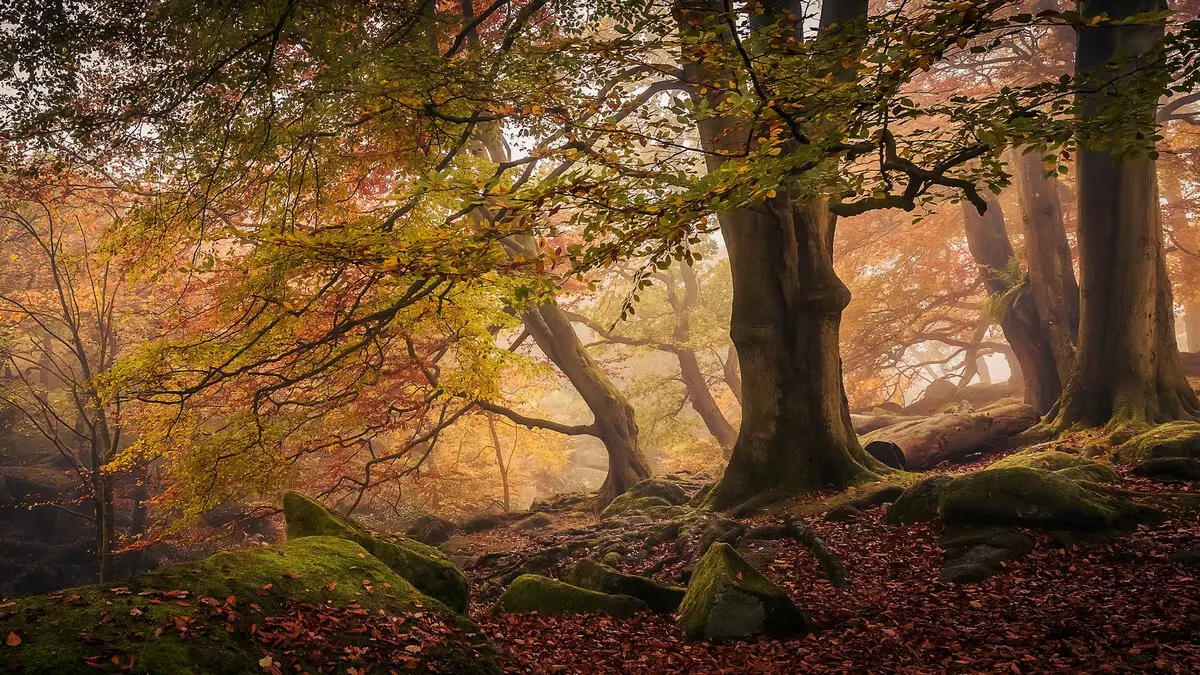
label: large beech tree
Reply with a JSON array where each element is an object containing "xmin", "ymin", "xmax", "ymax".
[{"xmin": 1050, "ymin": 0, "xmax": 1200, "ymax": 428}]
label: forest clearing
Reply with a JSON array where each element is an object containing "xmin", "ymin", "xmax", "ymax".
[{"xmin": 1, "ymin": 0, "xmax": 1200, "ymax": 672}]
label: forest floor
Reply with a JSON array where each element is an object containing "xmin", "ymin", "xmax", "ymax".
[{"xmin": 456, "ymin": 452, "xmax": 1200, "ymax": 674}]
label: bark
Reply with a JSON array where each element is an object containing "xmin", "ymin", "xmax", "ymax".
[
  {"xmin": 1160, "ymin": 170, "xmax": 1200, "ymax": 352},
  {"xmin": 723, "ymin": 344, "xmax": 743, "ymax": 404},
  {"xmin": 961, "ymin": 193, "xmax": 1061, "ymax": 413},
  {"xmin": 487, "ymin": 415, "xmax": 512, "ymax": 512},
  {"xmin": 976, "ymin": 356, "xmax": 992, "ymax": 385},
  {"xmin": 678, "ymin": 0, "xmax": 882, "ymax": 512},
  {"xmin": 521, "ymin": 302, "xmax": 650, "ymax": 506},
  {"xmin": 1051, "ymin": 0, "xmax": 1200, "ymax": 428},
  {"xmin": 1014, "ymin": 150, "xmax": 1079, "ymax": 385},
  {"xmin": 863, "ymin": 403, "xmax": 1039, "ymax": 469}
]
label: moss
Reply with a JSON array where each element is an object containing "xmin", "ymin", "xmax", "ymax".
[
  {"xmin": 941, "ymin": 526, "xmax": 1034, "ymax": 557},
  {"xmin": 938, "ymin": 467, "xmax": 1155, "ymax": 531},
  {"xmin": 824, "ymin": 504, "xmax": 862, "ymax": 522},
  {"xmin": 282, "ymin": 492, "xmax": 469, "ymax": 613},
  {"xmin": 940, "ymin": 545, "xmax": 1016, "ymax": 584},
  {"xmin": 600, "ymin": 495, "xmax": 673, "ymax": 519},
  {"xmin": 1131, "ymin": 457, "xmax": 1200, "ymax": 481},
  {"xmin": 1114, "ymin": 421, "xmax": 1200, "ymax": 463},
  {"xmin": 406, "ymin": 514, "xmax": 458, "ymax": 545},
  {"xmin": 494, "ymin": 575, "xmax": 647, "ymax": 617},
  {"xmin": 513, "ymin": 512, "xmax": 553, "ymax": 531},
  {"xmin": 562, "ymin": 559, "xmax": 685, "ymax": 613},
  {"xmin": 884, "ymin": 476, "xmax": 954, "ymax": 525},
  {"xmin": 992, "ymin": 450, "xmax": 1118, "ymax": 483},
  {"xmin": 0, "ymin": 537, "xmax": 497, "ymax": 675},
  {"xmin": 675, "ymin": 542, "xmax": 808, "ymax": 640}
]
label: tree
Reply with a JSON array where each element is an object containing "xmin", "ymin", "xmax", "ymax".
[{"xmin": 1049, "ymin": 0, "xmax": 1200, "ymax": 428}]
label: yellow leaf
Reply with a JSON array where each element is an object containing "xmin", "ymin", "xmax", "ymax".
[{"xmin": 259, "ymin": 655, "xmax": 274, "ymax": 668}]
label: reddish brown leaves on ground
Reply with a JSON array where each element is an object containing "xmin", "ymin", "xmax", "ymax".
[{"xmin": 473, "ymin": 484, "xmax": 1199, "ymax": 674}]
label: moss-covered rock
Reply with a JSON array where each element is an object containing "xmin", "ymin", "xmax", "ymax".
[
  {"xmin": 563, "ymin": 559, "xmax": 685, "ymax": 613},
  {"xmin": 1131, "ymin": 457, "xmax": 1200, "ymax": 481},
  {"xmin": 406, "ymin": 513, "xmax": 459, "ymax": 546},
  {"xmin": 824, "ymin": 503, "xmax": 862, "ymax": 522},
  {"xmin": 494, "ymin": 574, "xmax": 648, "ymax": 617},
  {"xmin": 0, "ymin": 537, "xmax": 498, "ymax": 674},
  {"xmin": 1114, "ymin": 422, "xmax": 1200, "ymax": 463},
  {"xmin": 884, "ymin": 476, "xmax": 953, "ymax": 525},
  {"xmin": 282, "ymin": 492, "xmax": 470, "ymax": 613},
  {"xmin": 675, "ymin": 542, "xmax": 808, "ymax": 640},
  {"xmin": 513, "ymin": 512, "xmax": 553, "ymax": 531},
  {"xmin": 992, "ymin": 450, "xmax": 1118, "ymax": 483},
  {"xmin": 941, "ymin": 527, "xmax": 1034, "ymax": 557},
  {"xmin": 601, "ymin": 478, "xmax": 688, "ymax": 519},
  {"xmin": 940, "ymin": 544, "xmax": 1015, "ymax": 584},
  {"xmin": 461, "ymin": 512, "xmax": 504, "ymax": 534},
  {"xmin": 600, "ymin": 495, "xmax": 673, "ymax": 519},
  {"xmin": 938, "ymin": 467, "xmax": 1155, "ymax": 531}
]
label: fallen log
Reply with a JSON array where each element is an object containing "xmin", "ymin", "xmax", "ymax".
[
  {"xmin": 902, "ymin": 380, "xmax": 1019, "ymax": 416},
  {"xmin": 861, "ymin": 402, "xmax": 1039, "ymax": 470},
  {"xmin": 850, "ymin": 412, "xmax": 920, "ymax": 434}
]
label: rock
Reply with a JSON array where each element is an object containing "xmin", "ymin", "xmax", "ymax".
[
  {"xmin": 992, "ymin": 450, "xmax": 1119, "ymax": 483},
  {"xmin": 1115, "ymin": 422, "xmax": 1200, "ymax": 462},
  {"xmin": 600, "ymin": 551, "xmax": 622, "ymax": 567},
  {"xmin": 847, "ymin": 484, "xmax": 907, "ymax": 510},
  {"xmin": 941, "ymin": 544, "xmax": 1015, "ymax": 583},
  {"xmin": 600, "ymin": 495, "xmax": 673, "ymax": 519},
  {"xmin": 407, "ymin": 514, "xmax": 459, "ymax": 546},
  {"xmin": 824, "ymin": 504, "xmax": 862, "ymax": 522},
  {"xmin": 941, "ymin": 527, "xmax": 1034, "ymax": 557},
  {"xmin": 495, "ymin": 574, "xmax": 648, "ymax": 617},
  {"xmin": 514, "ymin": 512, "xmax": 553, "ymax": 531},
  {"xmin": 563, "ymin": 559, "xmax": 686, "ymax": 613},
  {"xmin": 938, "ymin": 467, "xmax": 1157, "ymax": 531},
  {"xmin": 282, "ymin": 492, "xmax": 470, "ymax": 612},
  {"xmin": 884, "ymin": 476, "xmax": 953, "ymax": 525},
  {"xmin": 675, "ymin": 542, "xmax": 808, "ymax": 640},
  {"xmin": 1170, "ymin": 549, "xmax": 1200, "ymax": 567},
  {"xmin": 0, "ymin": 537, "xmax": 498, "ymax": 674},
  {"xmin": 1131, "ymin": 457, "xmax": 1200, "ymax": 481},
  {"xmin": 865, "ymin": 440, "xmax": 907, "ymax": 469},
  {"xmin": 462, "ymin": 512, "xmax": 505, "ymax": 534}
]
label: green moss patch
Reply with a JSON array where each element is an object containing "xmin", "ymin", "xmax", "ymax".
[
  {"xmin": 600, "ymin": 478, "xmax": 688, "ymax": 518},
  {"xmin": 675, "ymin": 542, "xmax": 808, "ymax": 640},
  {"xmin": 283, "ymin": 492, "xmax": 470, "ymax": 613},
  {"xmin": 562, "ymin": 559, "xmax": 685, "ymax": 613},
  {"xmin": 991, "ymin": 450, "xmax": 1119, "ymax": 483},
  {"xmin": 0, "ymin": 537, "xmax": 497, "ymax": 674},
  {"xmin": 494, "ymin": 575, "xmax": 647, "ymax": 617},
  {"xmin": 1114, "ymin": 422, "xmax": 1200, "ymax": 463},
  {"xmin": 939, "ymin": 467, "xmax": 1156, "ymax": 531},
  {"xmin": 884, "ymin": 476, "xmax": 954, "ymax": 525}
]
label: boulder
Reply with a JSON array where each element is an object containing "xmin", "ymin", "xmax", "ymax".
[
  {"xmin": 461, "ymin": 512, "xmax": 505, "ymax": 534},
  {"xmin": 494, "ymin": 574, "xmax": 647, "ymax": 617},
  {"xmin": 865, "ymin": 440, "xmax": 907, "ymax": 469},
  {"xmin": 1114, "ymin": 422, "xmax": 1200, "ymax": 462},
  {"xmin": 991, "ymin": 450, "xmax": 1119, "ymax": 483},
  {"xmin": 406, "ymin": 514, "xmax": 459, "ymax": 546},
  {"xmin": 675, "ymin": 542, "xmax": 808, "ymax": 640},
  {"xmin": 884, "ymin": 476, "xmax": 953, "ymax": 525},
  {"xmin": 601, "ymin": 478, "xmax": 687, "ymax": 518},
  {"xmin": 563, "ymin": 559, "xmax": 686, "ymax": 613},
  {"xmin": 1131, "ymin": 457, "xmax": 1200, "ymax": 481},
  {"xmin": 0, "ymin": 537, "xmax": 498, "ymax": 675},
  {"xmin": 514, "ymin": 512, "xmax": 553, "ymax": 531},
  {"xmin": 940, "ymin": 544, "xmax": 1016, "ymax": 584},
  {"xmin": 938, "ymin": 467, "xmax": 1157, "ymax": 531},
  {"xmin": 282, "ymin": 492, "xmax": 470, "ymax": 612},
  {"xmin": 824, "ymin": 504, "xmax": 862, "ymax": 522}
]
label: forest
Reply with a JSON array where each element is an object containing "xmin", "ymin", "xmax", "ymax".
[{"xmin": 0, "ymin": 0, "xmax": 1198, "ymax": 672}]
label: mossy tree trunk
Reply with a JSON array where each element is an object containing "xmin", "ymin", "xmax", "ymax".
[
  {"xmin": 1014, "ymin": 150, "xmax": 1079, "ymax": 386},
  {"xmin": 677, "ymin": 0, "xmax": 882, "ymax": 511},
  {"xmin": 961, "ymin": 192, "xmax": 1062, "ymax": 413},
  {"xmin": 1050, "ymin": 0, "xmax": 1200, "ymax": 428}
]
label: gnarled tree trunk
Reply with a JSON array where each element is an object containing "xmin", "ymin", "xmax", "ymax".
[
  {"xmin": 961, "ymin": 193, "xmax": 1061, "ymax": 413},
  {"xmin": 1050, "ymin": 0, "xmax": 1199, "ymax": 428},
  {"xmin": 678, "ymin": 0, "xmax": 882, "ymax": 511}
]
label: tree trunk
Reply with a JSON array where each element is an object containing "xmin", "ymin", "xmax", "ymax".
[
  {"xmin": 678, "ymin": 0, "xmax": 881, "ymax": 511},
  {"xmin": 487, "ymin": 416, "xmax": 511, "ymax": 512},
  {"xmin": 522, "ymin": 302, "xmax": 650, "ymax": 506},
  {"xmin": 863, "ymin": 403, "xmax": 1039, "ymax": 469},
  {"xmin": 961, "ymin": 193, "xmax": 1062, "ymax": 413},
  {"xmin": 1051, "ymin": 0, "xmax": 1199, "ymax": 428},
  {"xmin": 672, "ymin": 263, "xmax": 737, "ymax": 457},
  {"xmin": 1014, "ymin": 150, "xmax": 1079, "ymax": 385},
  {"xmin": 1160, "ymin": 169, "xmax": 1200, "ymax": 352},
  {"xmin": 723, "ymin": 344, "xmax": 743, "ymax": 404}
]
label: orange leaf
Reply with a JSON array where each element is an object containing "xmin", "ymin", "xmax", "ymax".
[{"xmin": 6, "ymin": 632, "xmax": 21, "ymax": 647}]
